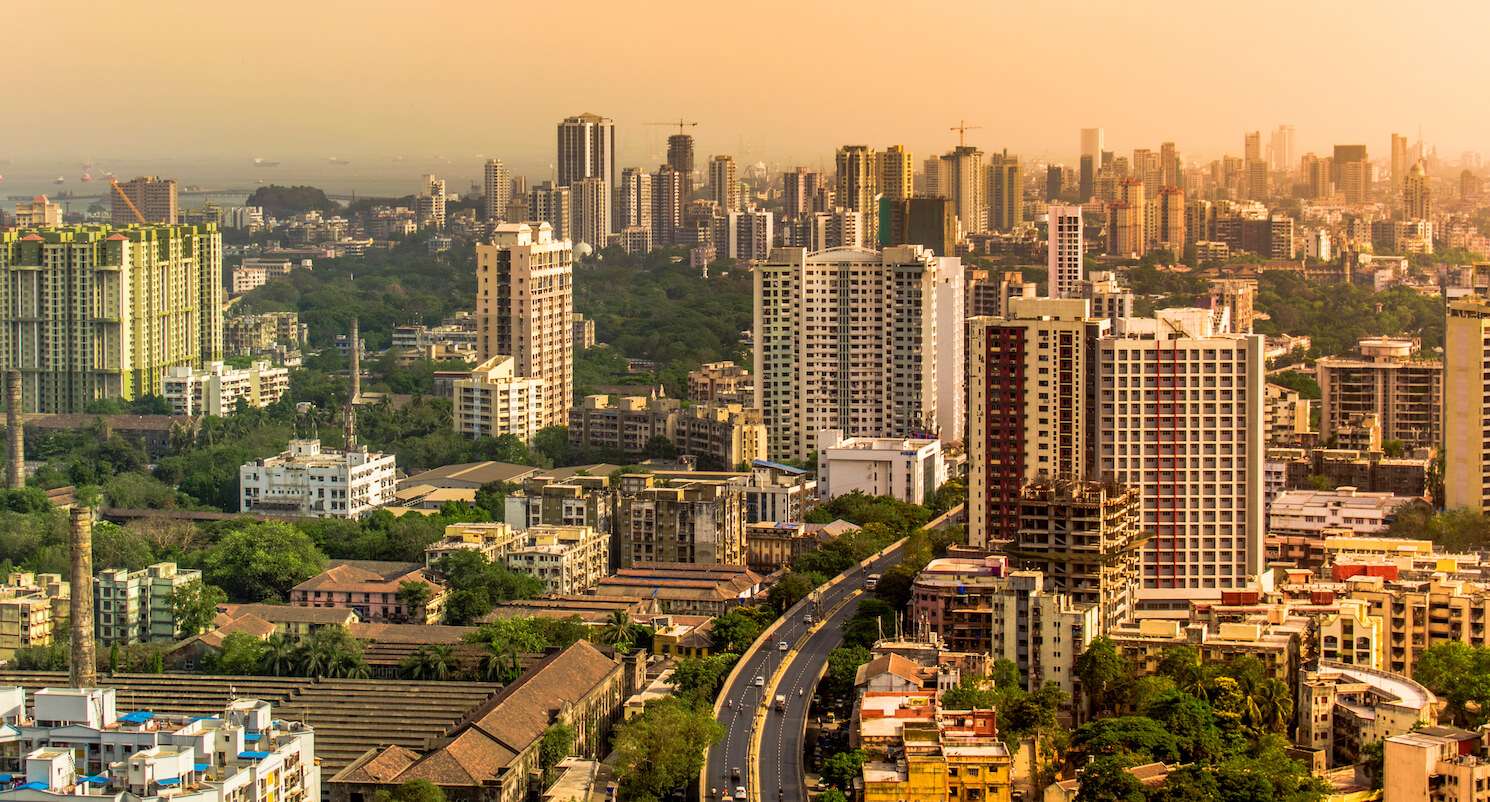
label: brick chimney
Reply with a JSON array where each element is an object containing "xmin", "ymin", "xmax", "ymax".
[{"xmin": 69, "ymin": 506, "xmax": 96, "ymax": 688}]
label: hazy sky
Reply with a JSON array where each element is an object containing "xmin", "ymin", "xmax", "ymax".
[{"xmin": 10, "ymin": 0, "xmax": 1490, "ymax": 183}]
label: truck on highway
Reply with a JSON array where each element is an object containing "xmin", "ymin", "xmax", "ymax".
[{"xmin": 774, "ymin": 694, "xmax": 786, "ymax": 711}]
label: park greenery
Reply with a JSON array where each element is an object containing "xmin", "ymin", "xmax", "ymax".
[{"xmin": 245, "ymin": 185, "xmax": 338, "ymax": 217}]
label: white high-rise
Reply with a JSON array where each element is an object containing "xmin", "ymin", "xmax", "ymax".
[
  {"xmin": 483, "ymin": 159, "xmax": 511, "ymax": 223},
  {"xmin": 556, "ymin": 113, "xmax": 615, "ymax": 189},
  {"xmin": 617, "ymin": 168, "xmax": 653, "ymax": 230},
  {"xmin": 570, "ymin": 177, "xmax": 610, "ymax": 249},
  {"xmin": 710, "ymin": 155, "xmax": 739, "ymax": 212},
  {"xmin": 475, "ymin": 222, "xmax": 574, "ymax": 428},
  {"xmin": 417, "ymin": 174, "xmax": 446, "ymax": 230},
  {"xmin": 753, "ymin": 245, "xmax": 963, "ymax": 461},
  {"xmin": 1047, "ymin": 204, "xmax": 1084, "ymax": 298}
]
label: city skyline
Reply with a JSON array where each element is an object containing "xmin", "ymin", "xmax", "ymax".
[{"xmin": 9, "ymin": 0, "xmax": 1490, "ymax": 184}]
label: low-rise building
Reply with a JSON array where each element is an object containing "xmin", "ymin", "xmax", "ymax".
[
  {"xmin": 224, "ymin": 312, "xmax": 303, "ymax": 357},
  {"xmin": 1297, "ymin": 661, "xmax": 1437, "ymax": 768},
  {"xmin": 687, "ymin": 361, "xmax": 753, "ymax": 405},
  {"xmin": 0, "ymin": 688, "xmax": 318, "ymax": 802},
  {"xmin": 452, "ymin": 355, "xmax": 548, "ymax": 443},
  {"xmin": 94, "ymin": 563, "xmax": 201, "ymax": 647},
  {"xmin": 0, "ymin": 573, "xmax": 67, "ymax": 664},
  {"xmin": 1108, "ymin": 617, "xmax": 1304, "ymax": 689},
  {"xmin": 616, "ymin": 474, "xmax": 745, "ymax": 567},
  {"xmin": 1341, "ymin": 574, "xmax": 1490, "ymax": 676},
  {"xmin": 162, "ymin": 360, "xmax": 289, "ymax": 416},
  {"xmin": 590, "ymin": 563, "xmax": 762, "ymax": 616},
  {"xmin": 816, "ymin": 430, "xmax": 946, "ymax": 505},
  {"xmin": 568, "ymin": 395, "xmax": 767, "ymax": 468},
  {"xmin": 1269, "ymin": 487, "xmax": 1418, "ymax": 535},
  {"xmin": 423, "ymin": 523, "xmax": 523, "ymax": 568},
  {"xmin": 289, "ymin": 560, "xmax": 445, "ymax": 624},
  {"xmin": 744, "ymin": 520, "xmax": 858, "ymax": 574},
  {"xmin": 239, "ymin": 439, "xmax": 396, "ymax": 518},
  {"xmin": 1384, "ymin": 727, "xmax": 1490, "ymax": 802},
  {"xmin": 505, "ymin": 524, "xmax": 609, "ymax": 595}
]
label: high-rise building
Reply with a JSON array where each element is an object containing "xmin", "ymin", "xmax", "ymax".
[
  {"xmin": 1244, "ymin": 131, "xmax": 1261, "ymax": 162},
  {"xmin": 570, "ymin": 177, "xmax": 610, "ymax": 249},
  {"xmin": 1244, "ymin": 159, "xmax": 1268, "ymax": 200},
  {"xmin": 1302, "ymin": 154, "xmax": 1334, "ymax": 199},
  {"xmin": 880, "ymin": 145, "xmax": 914, "ymax": 202},
  {"xmin": 940, "ymin": 146, "xmax": 985, "ymax": 237},
  {"xmin": 1132, "ymin": 149, "xmax": 1162, "ymax": 196},
  {"xmin": 807, "ymin": 210, "xmax": 863, "ymax": 251},
  {"xmin": 1444, "ymin": 298, "xmax": 1490, "ymax": 512},
  {"xmin": 725, "ymin": 208, "xmax": 773, "ymax": 261},
  {"xmin": 617, "ymin": 168, "xmax": 652, "ymax": 231},
  {"xmin": 1011, "ymin": 479, "xmax": 1143, "ymax": 634},
  {"xmin": 1209, "ymin": 278, "xmax": 1257, "ymax": 334},
  {"xmin": 1080, "ymin": 128, "xmax": 1104, "ymax": 167},
  {"xmin": 667, "ymin": 134, "xmax": 696, "ymax": 199},
  {"xmin": 835, "ymin": 145, "xmax": 880, "ymax": 242},
  {"xmin": 528, "ymin": 182, "xmax": 571, "ymax": 242},
  {"xmin": 1079, "ymin": 154, "xmax": 1096, "ymax": 201},
  {"xmin": 651, "ymin": 165, "xmax": 685, "ymax": 246},
  {"xmin": 1156, "ymin": 186, "xmax": 1186, "ymax": 255},
  {"xmin": 986, "ymin": 153, "xmax": 1022, "ymax": 232},
  {"xmin": 1268, "ymin": 125, "xmax": 1296, "ymax": 174},
  {"xmin": 111, "ymin": 176, "xmax": 177, "ymax": 224},
  {"xmin": 416, "ymin": 174, "xmax": 447, "ymax": 230},
  {"xmin": 483, "ymin": 159, "xmax": 511, "ymax": 224},
  {"xmin": 968, "ymin": 298, "xmax": 1108, "ymax": 545},
  {"xmin": 1046, "ymin": 204, "xmax": 1084, "ymax": 298},
  {"xmin": 754, "ymin": 245, "xmax": 963, "ymax": 461},
  {"xmin": 1391, "ymin": 133, "xmax": 1410, "ymax": 193},
  {"xmin": 13, "ymin": 195, "xmax": 61, "ymax": 228},
  {"xmin": 556, "ymin": 113, "xmax": 616, "ymax": 189},
  {"xmin": 1100, "ymin": 309, "xmax": 1264, "ymax": 609},
  {"xmin": 1045, "ymin": 165, "xmax": 1063, "ymax": 201},
  {"xmin": 1160, "ymin": 142, "xmax": 1181, "ymax": 188},
  {"xmin": 709, "ymin": 155, "xmax": 738, "ymax": 211},
  {"xmin": 1404, "ymin": 160, "xmax": 1431, "ymax": 220},
  {"xmin": 0, "ymin": 224, "xmax": 222, "ymax": 413},
  {"xmin": 1334, "ymin": 145, "xmax": 1370, "ymax": 204},
  {"xmin": 884, "ymin": 197, "xmax": 956, "ymax": 257},
  {"xmin": 1317, "ymin": 336, "xmax": 1442, "ymax": 449},
  {"xmin": 1107, "ymin": 179, "xmax": 1146, "ymax": 256},
  {"xmin": 475, "ymin": 222, "xmax": 573, "ymax": 428},
  {"xmin": 782, "ymin": 168, "xmax": 823, "ymax": 221}
]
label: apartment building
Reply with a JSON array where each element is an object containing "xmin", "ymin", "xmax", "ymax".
[
  {"xmin": 743, "ymin": 521, "xmax": 854, "ymax": 574},
  {"xmin": 1267, "ymin": 447, "xmax": 1431, "ymax": 501},
  {"xmin": 1342, "ymin": 574, "xmax": 1490, "ymax": 676},
  {"xmin": 1108, "ymin": 617, "xmax": 1304, "ymax": 689},
  {"xmin": 94, "ymin": 563, "xmax": 202, "ymax": 646},
  {"xmin": 860, "ymin": 718, "xmax": 1013, "ymax": 802},
  {"xmin": 111, "ymin": 176, "xmax": 178, "ymax": 224},
  {"xmin": 816, "ymin": 430, "xmax": 946, "ymax": 505},
  {"xmin": 1009, "ymin": 479, "xmax": 1142, "ymax": 634},
  {"xmin": 452, "ymin": 355, "xmax": 548, "ymax": 442},
  {"xmin": 0, "ymin": 689, "xmax": 318, "ymax": 802},
  {"xmin": 423, "ymin": 522, "xmax": 522, "ymax": 568},
  {"xmin": 0, "ymin": 225, "xmax": 223, "ymax": 413},
  {"xmin": 754, "ymin": 245, "xmax": 964, "ymax": 462},
  {"xmin": 1047, "ymin": 204, "xmax": 1084, "ymax": 298},
  {"xmin": 1296, "ymin": 661, "xmax": 1436, "ymax": 768},
  {"xmin": 1268, "ymin": 487, "xmax": 1417, "ymax": 536},
  {"xmin": 687, "ymin": 361, "xmax": 753, "ymax": 405},
  {"xmin": 475, "ymin": 222, "xmax": 573, "ymax": 428},
  {"xmin": 568, "ymin": 395, "xmax": 767, "ymax": 468},
  {"xmin": 616, "ymin": 474, "xmax": 745, "ymax": 567},
  {"xmin": 504, "ymin": 474, "xmax": 615, "ymax": 534},
  {"xmin": 1317, "ymin": 337, "xmax": 1442, "ymax": 448},
  {"xmin": 1385, "ymin": 727, "xmax": 1490, "ymax": 802},
  {"xmin": 505, "ymin": 524, "xmax": 610, "ymax": 595},
  {"xmin": 12, "ymin": 195, "xmax": 61, "ymax": 228},
  {"xmin": 1264, "ymin": 382, "xmax": 1313, "ymax": 445},
  {"xmin": 1082, "ymin": 271, "xmax": 1134, "ymax": 326},
  {"xmin": 239, "ymin": 439, "xmax": 396, "ymax": 518},
  {"xmin": 224, "ymin": 312, "xmax": 302, "ymax": 357},
  {"xmin": 0, "ymin": 573, "xmax": 67, "ymax": 663},
  {"xmin": 290, "ymin": 560, "xmax": 445, "ymax": 624},
  {"xmin": 161, "ymin": 360, "xmax": 288, "ymax": 416}
]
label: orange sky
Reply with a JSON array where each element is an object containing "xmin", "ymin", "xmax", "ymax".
[{"xmin": 11, "ymin": 0, "xmax": 1490, "ymax": 176}]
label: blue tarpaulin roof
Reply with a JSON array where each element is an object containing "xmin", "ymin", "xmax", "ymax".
[
  {"xmin": 18, "ymin": 782, "xmax": 48, "ymax": 791},
  {"xmin": 120, "ymin": 711, "xmax": 156, "ymax": 724},
  {"xmin": 237, "ymin": 751, "xmax": 270, "ymax": 760},
  {"xmin": 155, "ymin": 778, "xmax": 181, "ymax": 787},
  {"xmin": 193, "ymin": 764, "xmax": 210, "ymax": 772},
  {"xmin": 80, "ymin": 776, "xmax": 108, "ymax": 785},
  {"xmin": 242, "ymin": 732, "xmax": 261, "ymax": 742}
]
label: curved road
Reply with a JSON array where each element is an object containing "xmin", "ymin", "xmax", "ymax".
[{"xmin": 704, "ymin": 544, "xmax": 909, "ymax": 802}]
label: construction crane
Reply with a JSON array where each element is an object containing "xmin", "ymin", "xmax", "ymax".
[
  {"xmin": 109, "ymin": 179, "xmax": 145, "ymax": 224},
  {"xmin": 950, "ymin": 119, "xmax": 983, "ymax": 147},
  {"xmin": 647, "ymin": 118, "xmax": 699, "ymax": 136}
]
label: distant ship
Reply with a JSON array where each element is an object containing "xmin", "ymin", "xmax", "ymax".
[
  {"xmin": 327, "ymin": 157, "xmax": 351, "ymax": 166},
  {"xmin": 254, "ymin": 157, "xmax": 281, "ymax": 167},
  {"xmin": 81, "ymin": 172, "xmax": 94, "ymax": 182},
  {"xmin": 53, "ymin": 176, "xmax": 65, "ymax": 185}
]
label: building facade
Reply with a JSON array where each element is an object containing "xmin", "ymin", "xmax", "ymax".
[
  {"xmin": 452, "ymin": 355, "xmax": 548, "ymax": 443},
  {"xmin": 162, "ymin": 360, "xmax": 288, "ymax": 416},
  {"xmin": 475, "ymin": 222, "xmax": 573, "ymax": 429},
  {"xmin": 1318, "ymin": 337, "xmax": 1442, "ymax": 448},
  {"xmin": 94, "ymin": 563, "xmax": 202, "ymax": 646},
  {"xmin": 239, "ymin": 439, "xmax": 396, "ymax": 518}
]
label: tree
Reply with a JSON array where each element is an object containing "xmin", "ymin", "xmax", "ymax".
[
  {"xmin": 170, "ymin": 579, "xmax": 228, "ymax": 636},
  {"xmin": 1147, "ymin": 765, "xmax": 1221, "ymax": 802},
  {"xmin": 1074, "ymin": 757, "xmax": 1145, "ymax": 802},
  {"xmin": 297, "ymin": 626, "xmax": 368, "ymax": 678},
  {"xmin": 91, "ymin": 521, "xmax": 156, "ymax": 571},
  {"xmin": 374, "ymin": 780, "xmax": 447, "ymax": 802},
  {"xmin": 820, "ymin": 750, "xmax": 867, "ymax": 791},
  {"xmin": 821, "ymin": 646, "xmax": 872, "ymax": 705},
  {"xmin": 539, "ymin": 723, "xmax": 575, "ymax": 782},
  {"xmin": 1141, "ymin": 690, "xmax": 1223, "ymax": 764},
  {"xmin": 396, "ymin": 580, "xmax": 433, "ymax": 622},
  {"xmin": 1074, "ymin": 637, "xmax": 1132, "ymax": 719},
  {"xmin": 672, "ymin": 653, "xmax": 739, "ymax": 707},
  {"xmin": 260, "ymin": 633, "xmax": 299, "ymax": 676},
  {"xmin": 842, "ymin": 597, "xmax": 898, "ymax": 648},
  {"xmin": 1072, "ymin": 716, "xmax": 1182, "ymax": 764},
  {"xmin": 400, "ymin": 645, "xmax": 455, "ymax": 681},
  {"xmin": 941, "ymin": 674, "xmax": 999, "ymax": 710},
  {"xmin": 532, "ymin": 427, "xmax": 572, "ymax": 466},
  {"xmin": 710, "ymin": 607, "xmax": 771, "ymax": 653},
  {"xmin": 611, "ymin": 699, "xmax": 723, "ymax": 802},
  {"xmin": 766, "ymin": 571, "xmax": 820, "ymax": 613},
  {"xmin": 599, "ymin": 611, "xmax": 651, "ymax": 653},
  {"xmin": 203, "ymin": 522, "xmax": 326, "ymax": 601},
  {"xmin": 1414, "ymin": 641, "xmax": 1490, "ymax": 726},
  {"xmin": 214, "ymin": 632, "xmax": 269, "ymax": 675}
]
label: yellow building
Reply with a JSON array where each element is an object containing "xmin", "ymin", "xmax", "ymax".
[
  {"xmin": 1344, "ymin": 575, "xmax": 1490, "ymax": 676},
  {"xmin": 1445, "ymin": 298, "xmax": 1490, "ymax": 512},
  {"xmin": 862, "ymin": 722, "xmax": 1013, "ymax": 802},
  {"xmin": 1108, "ymin": 617, "xmax": 1303, "ymax": 688},
  {"xmin": 0, "ymin": 572, "xmax": 68, "ymax": 662}
]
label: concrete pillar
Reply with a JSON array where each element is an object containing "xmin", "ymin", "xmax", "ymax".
[{"xmin": 69, "ymin": 506, "xmax": 97, "ymax": 688}]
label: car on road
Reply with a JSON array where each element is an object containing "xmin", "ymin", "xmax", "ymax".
[
  {"xmin": 774, "ymin": 694, "xmax": 786, "ymax": 711},
  {"xmin": 754, "ymin": 675, "xmax": 765, "ymax": 687},
  {"xmin": 866, "ymin": 573, "xmax": 881, "ymax": 589},
  {"xmin": 803, "ymin": 615, "xmax": 814, "ymax": 624},
  {"xmin": 734, "ymin": 787, "xmax": 747, "ymax": 801},
  {"xmin": 777, "ymin": 641, "xmax": 789, "ymax": 651}
]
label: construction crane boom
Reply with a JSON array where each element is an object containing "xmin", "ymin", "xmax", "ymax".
[
  {"xmin": 950, "ymin": 119, "xmax": 984, "ymax": 148},
  {"xmin": 646, "ymin": 118, "xmax": 700, "ymax": 136},
  {"xmin": 109, "ymin": 180, "xmax": 146, "ymax": 224}
]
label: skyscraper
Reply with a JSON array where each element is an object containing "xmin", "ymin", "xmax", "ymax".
[
  {"xmin": 0, "ymin": 224, "xmax": 222, "ymax": 412},
  {"xmin": 835, "ymin": 146, "xmax": 880, "ymax": 242},
  {"xmin": 1244, "ymin": 131, "xmax": 1261, "ymax": 162},
  {"xmin": 709, "ymin": 155, "xmax": 738, "ymax": 212},
  {"xmin": 651, "ymin": 165, "xmax": 685, "ymax": 246},
  {"xmin": 1404, "ymin": 160, "xmax": 1431, "ymax": 219},
  {"xmin": 570, "ymin": 177, "xmax": 610, "ymax": 249},
  {"xmin": 617, "ymin": 168, "xmax": 653, "ymax": 230},
  {"xmin": 986, "ymin": 153, "xmax": 1022, "ymax": 232},
  {"xmin": 483, "ymin": 159, "xmax": 511, "ymax": 224},
  {"xmin": 1268, "ymin": 125, "xmax": 1296, "ymax": 174},
  {"xmin": 880, "ymin": 145, "xmax": 914, "ymax": 203},
  {"xmin": 111, "ymin": 176, "xmax": 177, "ymax": 224},
  {"xmin": 1446, "ymin": 298, "xmax": 1490, "ymax": 513},
  {"xmin": 475, "ymin": 222, "xmax": 573, "ymax": 428},
  {"xmin": 1159, "ymin": 142, "xmax": 1181, "ymax": 188},
  {"xmin": 556, "ymin": 113, "xmax": 615, "ymax": 189},
  {"xmin": 782, "ymin": 168, "xmax": 823, "ymax": 221},
  {"xmin": 416, "ymin": 174, "xmax": 446, "ymax": 230},
  {"xmin": 1047, "ymin": 204, "xmax": 1083, "ymax": 298},
  {"xmin": 1333, "ymin": 145, "xmax": 1370, "ymax": 204},
  {"xmin": 1079, "ymin": 155, "xmax": 1096, "ymax": 201},
  {"xmin": 754, "ymin": 245, "xmax": 962, "ymax": 461},
  {"xmin": 940, "ymin": 146, "xmax": 985, "ymax": 237},
  {"xmin": 1079, "ymin": 128, "xmax": 1103, "ymax": 202},
  {"xmin": 1156, "ymin": 187, "xmax": 1186, "ymax": 255},
  {"xmin": 1045, "ymin": 165, "xmax": 1063, "ymax": 201},
  {"xmin": 1391, "ymin": 133, "xmax": 1410, "ymax": 194},
  {"xmin": 667, "ymin": 134, "xmax": 695, "ymax": 199}
]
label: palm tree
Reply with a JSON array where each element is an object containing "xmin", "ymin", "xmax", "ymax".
[
  {"xmin": 299, "ymin": 639, "xmax": 336, "ymax": 677},
  {"xmin": 328, "ymin": 651, "xmax": 370, "ymax": 679},
  {"xmin": 1252, "ymin": 678, "xmax": 1294, "ymax": 734},
  {"xmin": 599, "ymin": 611, "xmax": 650, "ymax": 652},
  {"xmin": 260, "ymin": 634, "xmax": 299, "ymax": 677},
  {"xmin": 479, "ymin": 641, "xmax": 523, "ymax": 683},
  {"xmin": 402, "ymin": 645, "xmax": 454, "ymax": 681}
]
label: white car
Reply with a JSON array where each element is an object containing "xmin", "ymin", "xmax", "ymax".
[
  {"xmin": 777, "ymin": 641, "xmax": 789, "ymax": 651},
  {"xmin": 735, "ymin": 787, "xmax": 747, "ymax": 800},
  {"xmin": 754, "ymin": 675, "xmax": 765, "ymax": 687}
]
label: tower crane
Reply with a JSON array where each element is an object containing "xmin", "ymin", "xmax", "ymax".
[
  {"xmin": 950, "ymin": 119, "xmax": 983, "ymax": 147},
  {"xmin": 647, "ymin": 118, "xmax": 700, "ymax": 136}
]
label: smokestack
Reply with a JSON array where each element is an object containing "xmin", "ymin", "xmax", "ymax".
[
  {"xmin": 344, "ymin": 318, "xmax": 359, "ymax": 449},
  {"xmin": 69, "ymin": 506, "xmax": 97, "ymax": 688},
  {"xmin": 6, "ymin": 370, "xmax": 22, "ymax": 489}
]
